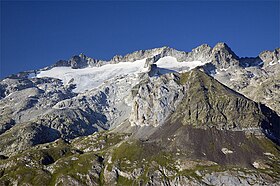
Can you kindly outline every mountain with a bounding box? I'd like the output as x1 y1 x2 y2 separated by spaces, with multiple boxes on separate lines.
0 43 279 185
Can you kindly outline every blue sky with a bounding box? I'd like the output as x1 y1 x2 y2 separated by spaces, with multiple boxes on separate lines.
1 1 279 78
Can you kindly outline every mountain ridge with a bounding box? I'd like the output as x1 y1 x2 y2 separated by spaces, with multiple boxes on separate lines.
0 43 279 185
4 42 279 80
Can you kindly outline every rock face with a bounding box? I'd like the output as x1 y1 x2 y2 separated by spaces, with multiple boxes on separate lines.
129 73 184 127
53 53 105 69
259 48 280 67
171 70 279 133
129 69 279 133
0 43 280 185
209 48 280 115
210 42 239 68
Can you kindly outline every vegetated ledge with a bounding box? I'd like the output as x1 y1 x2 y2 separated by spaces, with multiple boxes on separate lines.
0 129 279 185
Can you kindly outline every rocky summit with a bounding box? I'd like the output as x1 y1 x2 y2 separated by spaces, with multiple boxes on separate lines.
0 42 280 186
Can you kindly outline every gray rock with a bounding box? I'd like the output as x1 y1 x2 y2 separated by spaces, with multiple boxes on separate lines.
259 48 280 67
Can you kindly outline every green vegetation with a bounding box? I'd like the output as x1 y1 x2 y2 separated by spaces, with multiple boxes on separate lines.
0 128 279 185
49 152 101 185
179 71 191 85
111 140 174 167
116 175 134 185
72 131 130 153
0 131 131 185
169 162 219 182
110 140 178 184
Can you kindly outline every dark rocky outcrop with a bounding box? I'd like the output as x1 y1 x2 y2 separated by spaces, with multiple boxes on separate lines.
170 69 278 131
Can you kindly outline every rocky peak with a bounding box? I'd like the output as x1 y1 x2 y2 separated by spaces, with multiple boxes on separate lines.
185 44 212 62
78 53 87 60
69 54 89 69
53 54 102 69
111 55 123 63
53 59 70 68
213 42 229 49
193 44 211 52
259 48 280 67
212 42 239 59
210 42 239 68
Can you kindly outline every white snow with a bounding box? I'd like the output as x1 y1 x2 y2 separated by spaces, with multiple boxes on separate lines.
220 67 230 71
71 157 78 161
221 148 233 154
269 60 280 66
257 61 264 66
264 152 274 157
37 56 210 93
155 56 207 72
37 59 149 93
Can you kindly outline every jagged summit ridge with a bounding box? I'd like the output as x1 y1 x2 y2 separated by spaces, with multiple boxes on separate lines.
6 42 279 82
51 43 232 69
49 42 275 72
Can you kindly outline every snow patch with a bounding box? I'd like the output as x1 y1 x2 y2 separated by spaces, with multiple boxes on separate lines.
269 60 280 66
220 67 230 71
264 152 274 157
37 59 149 93
71 157 78 161
155 56 208 72
257 61 264 66
221 148 233 154
37 56 210 93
